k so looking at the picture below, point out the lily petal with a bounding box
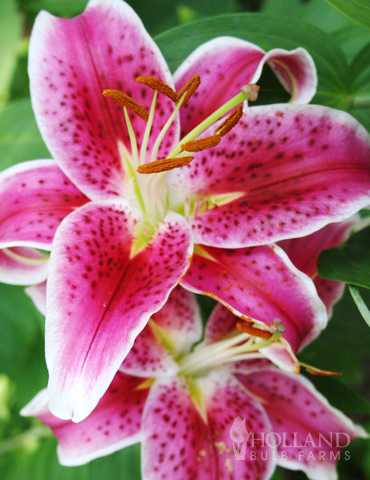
[142,372,275,480]
[21,372,149,466]
[121,287,202,377]
[168,104,370,248]
[141,377,211,480]
[29,0,179,201]
[25,280,47,315]
[181,244,327,354]
[199,371,276,480]
[279,220,354,317]
[46,201,192,422]
[174,37,317,135]
[0,248,48,286]
[238,368,368,480]
[0,160,88,250]
[150,286,202,353]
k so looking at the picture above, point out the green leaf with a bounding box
[326,0,370,30]
[0,0,23,105]
[263,0,370,62]
[347,42,370,126]
[155,12,350,109]
[349,285,370,328]
[301,288,370,385]
[304,375,370,414]
[18,0,88,18]
[0,284,46,408]
[0,436,141,480]
[0,99,50,171]
[318,227,370,289]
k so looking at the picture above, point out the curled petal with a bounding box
[174,37,317,135]
[0,248,48,286]
[181,244,327,354]
[238,368,368,480]
[0,160,88,250]
[169,104,370,248]
[46,201,192,422]
[29,0,179,201]
[21,372,149,466]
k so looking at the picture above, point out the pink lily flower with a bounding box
[22,287,367,480]
[2,0,370,422]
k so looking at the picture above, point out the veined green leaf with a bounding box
[155,12,350,109]
[326,0,370,31]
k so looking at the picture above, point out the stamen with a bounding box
[139,90,158,165]
[215,105,243,137]
[137,156,194,174]
[300,362,342,376]
[168,85,253,159]
[102,89,148,121]
[176,74,201,106]
[236,321,273,339]
[181,135,221,152]
[136,76,177,102]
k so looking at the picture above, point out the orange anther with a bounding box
[103,89,148,121]
[136,76,177,102]
[176,74,201,106]
[215,105,243,137]
[181,134,221,152]
[137,156,194,174]
[236,321,272,339]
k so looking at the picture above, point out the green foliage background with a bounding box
[0,0,369,479]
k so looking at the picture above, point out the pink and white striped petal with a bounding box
[141,373,275,480]
[121,287,202,377]
[21,372,149,466]
[29,0,179,201]
[174,37,316,135]
[0,160,88,250]
[279,220,354,317]
[46,201,192,422]
[181,244,327,354]
[0,248,48,286]
[168,104,370,248]
[238,368,368,480]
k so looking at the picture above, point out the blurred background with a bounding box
[0,0,369,479]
